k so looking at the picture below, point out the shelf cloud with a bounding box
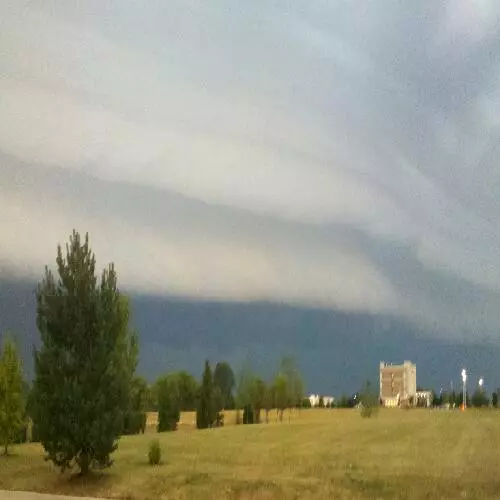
[1,1,500,339]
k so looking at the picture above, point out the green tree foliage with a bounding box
[279,356,305,409]
[32,231,138,474]
[175,371,199,411]
[301,397,312,408]
[156,374,181,432]
[336,394,351,408]
[471,389,489,408]
[318,396,325,408]
[0,337,25,455]
[196,360,221,429]
[249,378,266,424]
[213,361,236,409]
[492,390,499,408]
[359,380,379,418]
[123,376,148,435]
[242,404,254,424]
[263,383,275,423]
[145,383,158,412]
[235,362,255,410]
[273,374,288,422]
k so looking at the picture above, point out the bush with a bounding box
[148,439,162,465]
[359,380,379,419]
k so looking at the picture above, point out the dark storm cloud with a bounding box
[1,0,499,338]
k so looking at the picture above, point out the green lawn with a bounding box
[1,409,500,499]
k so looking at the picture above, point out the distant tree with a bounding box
[145,383,158,412]
[318,396,325,408]
[213,362,236,409]
[31,231,138,474]
[0,337,25,455]
[156,374,181,432]
[263,383,275,423]
[235,363,254,410]
[249,378,266,424]
[301,397,312,408]
[242,404,255,424]
[471,389,489,408]
[492,390,499,408]
[213,386,224,427]
[359,380,379,418]
[273,374,288,422]
[279,356,304,410]
[174,371,199,411]
[196,360,218,429]
[123,376,148,435]
[336,394,351,408]
[432,392,441,407]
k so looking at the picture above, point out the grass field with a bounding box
[1,408,500,499]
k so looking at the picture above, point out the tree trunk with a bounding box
[79,451,91,475]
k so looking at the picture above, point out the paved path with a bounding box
[0,492,104,500]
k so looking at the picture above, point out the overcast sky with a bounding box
[1,1,500,339]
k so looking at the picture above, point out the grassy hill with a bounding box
[1,409,499,499]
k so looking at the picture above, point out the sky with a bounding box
[1,0,500,341]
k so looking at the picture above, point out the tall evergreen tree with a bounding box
[0,336,25,455]
[196,360,217,429]
[32,231,138,474]
[213,361,235,409]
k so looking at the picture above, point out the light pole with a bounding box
[479,378,484,390]
[461,369,467,410]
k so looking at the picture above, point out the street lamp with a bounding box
[461,369,467,409]
[479,378,484,389]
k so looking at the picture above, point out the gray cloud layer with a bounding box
[1,1,500,338]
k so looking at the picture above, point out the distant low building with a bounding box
[380,360,417,408]
[309,394,335,407]
[416,390,433,407]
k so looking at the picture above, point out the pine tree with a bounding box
[32,231,138,474]
[196,360,217,429]
[0,337,25,455]
[156,374,181,432]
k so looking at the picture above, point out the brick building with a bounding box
[379,360,417,407]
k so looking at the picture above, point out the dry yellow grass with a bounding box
[1,408,500,499]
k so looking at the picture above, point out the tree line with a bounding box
[0,231,306,474]
[1,231,498,475]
